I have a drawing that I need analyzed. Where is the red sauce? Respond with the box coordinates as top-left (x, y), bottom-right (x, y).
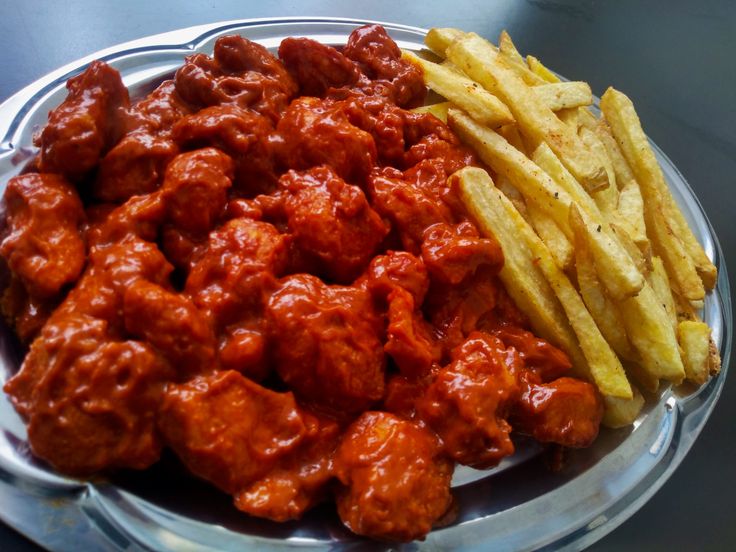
top-left (0, 25), bottom-right (602, 541)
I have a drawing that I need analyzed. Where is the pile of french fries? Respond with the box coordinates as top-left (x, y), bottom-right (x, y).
top-left (404, 28), bottom-right (721, 427)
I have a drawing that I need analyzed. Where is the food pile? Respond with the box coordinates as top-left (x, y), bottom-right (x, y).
top-left (0, 24), bottom-right (719, 542)
top-left (406, 28), bottom-right (720, 426)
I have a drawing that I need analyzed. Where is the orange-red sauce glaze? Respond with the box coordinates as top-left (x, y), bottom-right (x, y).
top-left (1, 25), bottom-right (603, 542)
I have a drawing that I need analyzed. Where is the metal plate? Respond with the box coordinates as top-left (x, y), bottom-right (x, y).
top-left (0, 17), bottom-right (730, 552)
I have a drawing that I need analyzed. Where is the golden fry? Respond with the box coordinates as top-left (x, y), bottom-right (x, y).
top-left (498, 30), bottom-right (546, 85)
top-left (617, 279), bottom-right (686, 384)
top-left (601, 87), bottom-right (716, 295)
top-left (671, 291), bottom-right (722, 379)
top-left (570, 206), bottom-right (634, 361)
top-left (602, 388), bottom-right (645, 429)
top-left (496, 175), bottom-right (529, 218)
top-left (402, 51), bottom-right (514, 128)
top-left (677, 320), bottom-right (711, 385)
top-left (446, 34), bottom-right (608, 191)
top-left (556, 108), bottom-right (580, 130)
top-left (526, 201), bottom-right (574, 271)
top-left (424, 27), bottom-right (467, 57)
top-left (611, 222), bottom-right (651, 276)
top-left (648, 256), bottom-right (678, 332)
top-left (526, 54), bottom-right (560, 83)
top-left (594, 119), bottom-right (649, 249)
top-left (411, 101), bottom-right (450, 122)
top-left (533, 82), bottom-right (593, 111)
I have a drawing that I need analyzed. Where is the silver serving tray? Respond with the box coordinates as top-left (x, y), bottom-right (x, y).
top-left (0, 17), bottom-right (731, 552)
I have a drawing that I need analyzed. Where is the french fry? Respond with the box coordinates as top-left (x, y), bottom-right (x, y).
top-left (556, 108), bottom-right (580, 130)
top-left (600, 87), bottom-right (716, 295)
top-left (533, 81), bottom-right (593, 112)
top-left (602, 388), bottom-right (645, 429)
top-left (616, 180), bottom-right (649, 249)
top-left (497, 124), bottom-right (528, 154)
top-left (579, 126), bottom-right (618, 216)
top-left (576, 108), bottom-right (599, 132)
top-left (424, 27), bottom-right (467, 56)
top-left (611, 222), bottom-right (651, 276)
top-left (446, 34), bottom-right (608, 191)
top-left (452, 167), bottom-right (590, 381)
top-left (617, 277), bottom-right (686, 384)
top-left (529, 141), bottom-right (598, 217)
top-left (671, 291), bottom-right (722, 379)
top-left (526, 202), bottom-right (574, 271)
top-left (594, 120), bottom-right (650, 253)
top-left (411, 101), bottom-right (451, 122)
top-left (677, 320), bottom-right (712, 385)
top-left (526, 55), bottom-right (560, 83)
top-left (571, 207), bottom-right (634, 361)
top-left (498, 30), bottom-right (526, 67)
top-left (402, 51), bottom-right (514, 128)
top-left (455, 166), bottom-right (632, 399)
top-left (648, 256), bottom-right (678, 332)
top-left (497, 175), bottom-right (529, 217)
top-left (498, 30), bottom-right (547, 86)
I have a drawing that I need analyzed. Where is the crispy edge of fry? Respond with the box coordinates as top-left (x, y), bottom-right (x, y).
top-left (600, 87), bottom-right (716, 294)
top-left (425, 27), bottom-right (468, 57)
top-left (526, 54), bottom-right (560, 83)
top-left (456, 166), bottom-right (632, 399)
top-left (649, 195), bottom-right (704, 301)
top-left (410, 101), bottom-right (450, 123)
top-left (571, 206), bottom-right (635, 362)
top-left (709, 337), bottom-right (722, 375)
top-left (672, 291), bottom-right (721, 377)
top-left (616, 181), bottom-right (649, 248)
top-left (533, 82), bottom-right (593, 112)
top-left (526, 202), bottom-right (574, 271)
top-left (498, 30), bottom-right (526, 65)
top-left (602, 388), bottom-right (645, 429)
top-left (446, 34), bottom-right (608, 191)
top-left (677, 320), bottom-right (711, 385)
top-left (453, 167), bottom-right (591, 382)
top-left (402, 51), bottom-right (514, 128)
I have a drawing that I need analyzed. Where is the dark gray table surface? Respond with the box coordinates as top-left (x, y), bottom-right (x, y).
top-left (1, 1), bottom-right (734, 551)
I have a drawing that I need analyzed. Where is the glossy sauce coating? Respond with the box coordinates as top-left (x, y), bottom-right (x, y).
top-left (334, 411), bottom-right (453, 541)
top-left (1, 25), bottom-right (603, 542)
